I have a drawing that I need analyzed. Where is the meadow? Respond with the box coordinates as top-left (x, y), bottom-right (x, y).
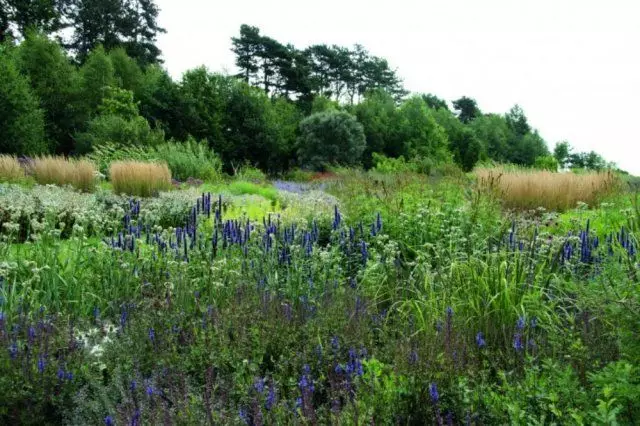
top-left (0, 160), bottom-right (638, 425)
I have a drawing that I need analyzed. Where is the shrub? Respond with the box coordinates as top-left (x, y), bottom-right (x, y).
top-left (109, 161), bottom-right (171, 197)
top-left (31, 156), bottom-right (97, 192)
top-left (475, 167), bottom-right (620, 211)
top-left (372, 153), bottom-right (416, 174)
top-left (534, 155), bottom-right (559, 171)
top-left (75, 114), bottom-right (165, 154)
top-left (154, 139), bottom-right (222, 181)
top-left (297, 110), bottom-right (366, 171)
top-left (89, 140), bottom-right (222, 182)
top-left (283, 168), bottom-right (315, 182)
top-left (0, 155), bottom-right (25, 183)
top-left (233, 163), bottom-right (267, 183)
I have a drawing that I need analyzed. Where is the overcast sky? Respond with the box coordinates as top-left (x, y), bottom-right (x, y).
top-left (155, 0), bottom-right (640, 174)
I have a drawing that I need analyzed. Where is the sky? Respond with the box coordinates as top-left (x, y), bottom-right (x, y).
top-left (155, 0), bottom-right (640, 174)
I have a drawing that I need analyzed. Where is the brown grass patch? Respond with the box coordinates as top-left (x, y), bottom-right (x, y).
top-left (475, 167), bottom-right (620, 211)
top-left (0, 155), bottom-right (25, 183)
top-left (109, 161), bottom-right (171, 197)
top-left (31, 156), bottom-right (97, 192)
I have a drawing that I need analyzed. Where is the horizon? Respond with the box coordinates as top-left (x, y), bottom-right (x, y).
top-left (155, 0), bottom-right (640, 175)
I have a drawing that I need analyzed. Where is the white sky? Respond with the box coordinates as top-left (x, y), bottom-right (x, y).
top-left (155, 0), bottom-right (640, 175)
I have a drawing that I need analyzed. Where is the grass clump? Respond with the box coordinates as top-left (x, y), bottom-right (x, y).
top-left (109, 161), bottom-right (171, 197)
top-left (0, 155), bottom-right (25, 183)
top-left (476, 167), bottom-right (620, 211)
top-left (227, 180), bottom-right (279, 203)
top-left (31, 156), bottom-right (97, 192)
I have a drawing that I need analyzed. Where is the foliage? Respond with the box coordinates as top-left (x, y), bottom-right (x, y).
top-left (109, 160), bottom-right (171, 196)
top-left (0, 48), bottom-right (47, 154)
top-left (67, 0), bottom-right (165, 65)
top-left (75, 86), bottom-right (165, 154)
top-left (396, 96), bottom-right (450, 163)
top-left (534, 155), bottom-right (559, 171)
top-left (231, 24), bottom-right (406, 102)
top-left (14, 31), bottom-right (79, 153)
top-left (297, 110), bottom-right (366, 171)
top-left (0, 171), bottom-right (639, 423)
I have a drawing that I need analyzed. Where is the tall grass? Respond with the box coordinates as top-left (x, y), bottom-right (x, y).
top-left (109, 161), bottom-right (171, 197)
top-left (0, 155), bottom-right (25, 183)
top-left (476, 167), bottom-right (620, 211)
top-left (31, 156), bottom-right (97, 192)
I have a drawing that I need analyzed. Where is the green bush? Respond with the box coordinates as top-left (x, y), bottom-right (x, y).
top-left (534, 155), bottom-right (559, 171)
top-left (233, 163), bottom-right (267, 183)
top-left (297, 110), bottom-right (366, 171)
top-left (154, 139), bottom-right (222, 181)
top-left (88, 139), bottom-right (222, 181)
top-left (372, 153), bottom-right (416, 174)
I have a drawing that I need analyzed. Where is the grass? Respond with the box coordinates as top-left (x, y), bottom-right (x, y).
top-left (476, 167), bottom-right (621, 211)
top-left (31, 156), bottom-right (97, 192)
top-left (0, 155), bottom-right (25, 183)
top-left (227, 180), bottom-right (279, 204)
top-left (109, 160), bottom-right (172, 197)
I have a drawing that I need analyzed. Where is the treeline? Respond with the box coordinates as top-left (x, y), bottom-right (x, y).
top-left (0, 12), bottom-right (616, 174)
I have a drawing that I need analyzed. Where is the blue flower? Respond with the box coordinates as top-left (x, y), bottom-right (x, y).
top-left (148, 328), bottom-right (155, 343)
top-left (475, 332), bottom-right (486, 349)
top-left (429, 383), bottom-right (439, 404)
top-left (37, 356), bottom-right (46, 373)
top-left (254, 377), bottom-right (265, 394)
top-left (239, 407), bottom-right (250, 424)
top-left (265, 384), bottom-right (276, 410)
top-left (408, 349), bottom-right (418, 365)
top-left (516, 316), bottom-right (525, 330)
top-left (8, 341), bottom-right (18, 360)
top-left (105, 415), bottom-right (114, 426)
top-left (513, 333), bottom-right (524, 352)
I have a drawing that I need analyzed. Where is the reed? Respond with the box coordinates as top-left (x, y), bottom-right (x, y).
top-left (109, 161), bottom-right (172, 197)
top-left (31, 156), bottom-right (97, 192)
top-left (475, 167), bottom-right (620, 211)
top-left (0, 155), bottom-right (25, 183)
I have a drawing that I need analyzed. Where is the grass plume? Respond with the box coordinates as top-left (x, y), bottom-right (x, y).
top-left (476, 167), bottom-right (620, 211)
top-left (31, 156), bottom-right (97, 192)
top-left (109, 161), bottom-right (171, 197)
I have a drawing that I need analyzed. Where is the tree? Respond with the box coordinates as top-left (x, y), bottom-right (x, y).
top-left (0, 49), bottom-right (47, 154)
top-left (178, 67), bottom-right (231, 150)
top-left (75, 86), bottom-right (163, 153)
top-left (505, 104), bottom-right (531, 137)
top-left (511, 131), bottom-right (548, 166)
top-left (0, 0), bottom-right (73, 41)
top-left (68, 0), bottom-right (165, 65)
top-left (14, 31), bottom-right (79, 153)
top-left (109, 47), bottom-right (143, 92)
top-left (297, 110), bottom-right (366, 171)
top-left (553, 141), bottom-right (572, 169)
top-left (432, 107), bottom-right (483, 171)
top-left (231, 24), bottom-right (261, 84)
top-left (136, 64), bottom-right (186, 139)
top-left (452, 96), bottom-right (480, 123)
top-left (223, 82), bottom-right (287, 171)
top-left (78, 45), bottom-right (115, 116)
top-left (422, 93), bottom-right (449, 111)
top-left (354, 89), bottom-right (397, 167)
top-left (470, 114), bottom-right (510, 162)
top-left (396, 96), bottom-right (450, 163)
